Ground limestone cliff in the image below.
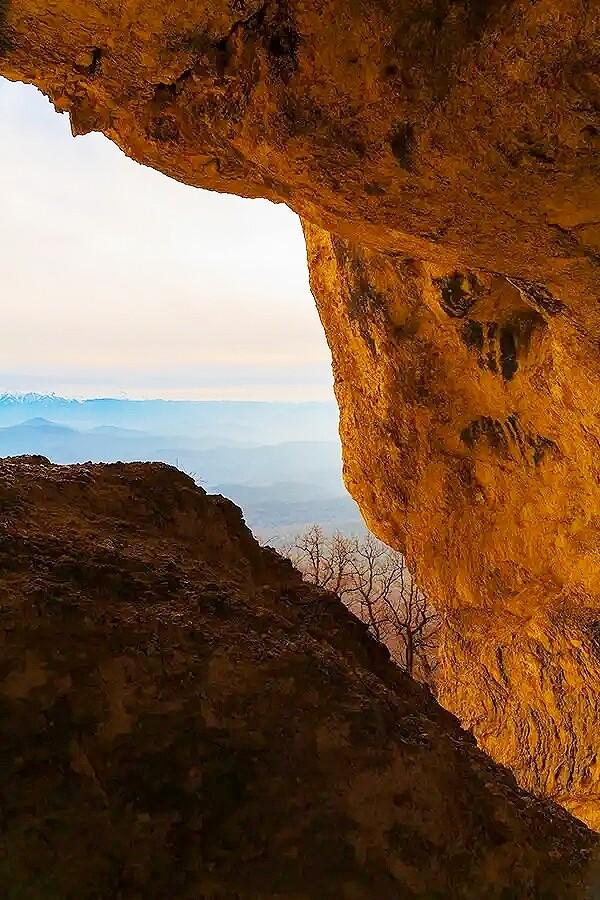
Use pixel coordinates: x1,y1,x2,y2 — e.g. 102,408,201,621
304,223,600,828
0,0,599,826
0,457,597,897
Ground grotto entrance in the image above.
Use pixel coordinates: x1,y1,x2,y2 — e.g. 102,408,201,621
1,0,599,829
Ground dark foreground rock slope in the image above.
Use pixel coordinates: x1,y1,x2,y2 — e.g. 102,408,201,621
0,457,597,898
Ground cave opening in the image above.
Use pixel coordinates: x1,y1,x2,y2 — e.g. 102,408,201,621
0,72,440,687
0,0,599,889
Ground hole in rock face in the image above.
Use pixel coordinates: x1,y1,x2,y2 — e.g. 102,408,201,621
268,25,299,58
435,272,480,318
74,47,103,76
499,326,518,381
91,47,102,73
154,82,178,104
581,124,600,149
461,416,508,452
266,22,300,81
486,323,499,373
150,115,180,143
214,36,232,78
462,320,484,353
390,121,415,170
461,413,558,466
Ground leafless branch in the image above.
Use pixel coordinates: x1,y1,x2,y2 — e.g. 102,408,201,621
281,526,440,684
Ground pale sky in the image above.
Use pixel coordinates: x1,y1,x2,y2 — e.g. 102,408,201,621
0,78,333,400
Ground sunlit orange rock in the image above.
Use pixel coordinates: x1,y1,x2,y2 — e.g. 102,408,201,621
1,0,599,827
304,224,600,828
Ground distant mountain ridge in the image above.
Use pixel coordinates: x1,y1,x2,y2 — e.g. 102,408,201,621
0,393,339,444
3,417,78,434
0,409,363,537
0,417,345,488
0,392,82,406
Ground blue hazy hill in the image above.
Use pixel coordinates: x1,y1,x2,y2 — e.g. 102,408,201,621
0,393,338,444
0,396,363,538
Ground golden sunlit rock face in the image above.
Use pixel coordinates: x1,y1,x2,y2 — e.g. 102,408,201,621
304,224,600,828
1,0,599,827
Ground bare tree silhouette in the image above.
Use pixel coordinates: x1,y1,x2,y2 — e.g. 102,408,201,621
281,526,439,682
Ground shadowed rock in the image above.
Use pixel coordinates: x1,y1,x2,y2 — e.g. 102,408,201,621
0,457,597,897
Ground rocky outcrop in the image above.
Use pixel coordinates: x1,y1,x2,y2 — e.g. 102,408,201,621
304,224,600,827
0,457,597,897
1,0,599,824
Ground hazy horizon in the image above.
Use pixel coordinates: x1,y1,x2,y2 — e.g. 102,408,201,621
0,77,333,402
0,393,362,538
0,388,337,405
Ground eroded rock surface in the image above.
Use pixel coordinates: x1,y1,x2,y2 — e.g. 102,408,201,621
1,0,598,301
0,457,597,897
1,0,599,825
305,223,600,828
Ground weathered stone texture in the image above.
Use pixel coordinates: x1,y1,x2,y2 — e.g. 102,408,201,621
1,1,598,296
1,0,599,827
305,223,600,827
2,457,597,897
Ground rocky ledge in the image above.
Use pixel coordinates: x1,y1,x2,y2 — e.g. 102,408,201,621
0,457,597,898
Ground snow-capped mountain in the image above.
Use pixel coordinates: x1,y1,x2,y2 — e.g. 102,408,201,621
0,393,339,443
0,392,81,406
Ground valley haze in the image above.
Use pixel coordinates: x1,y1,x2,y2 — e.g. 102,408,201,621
0,393,364,539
